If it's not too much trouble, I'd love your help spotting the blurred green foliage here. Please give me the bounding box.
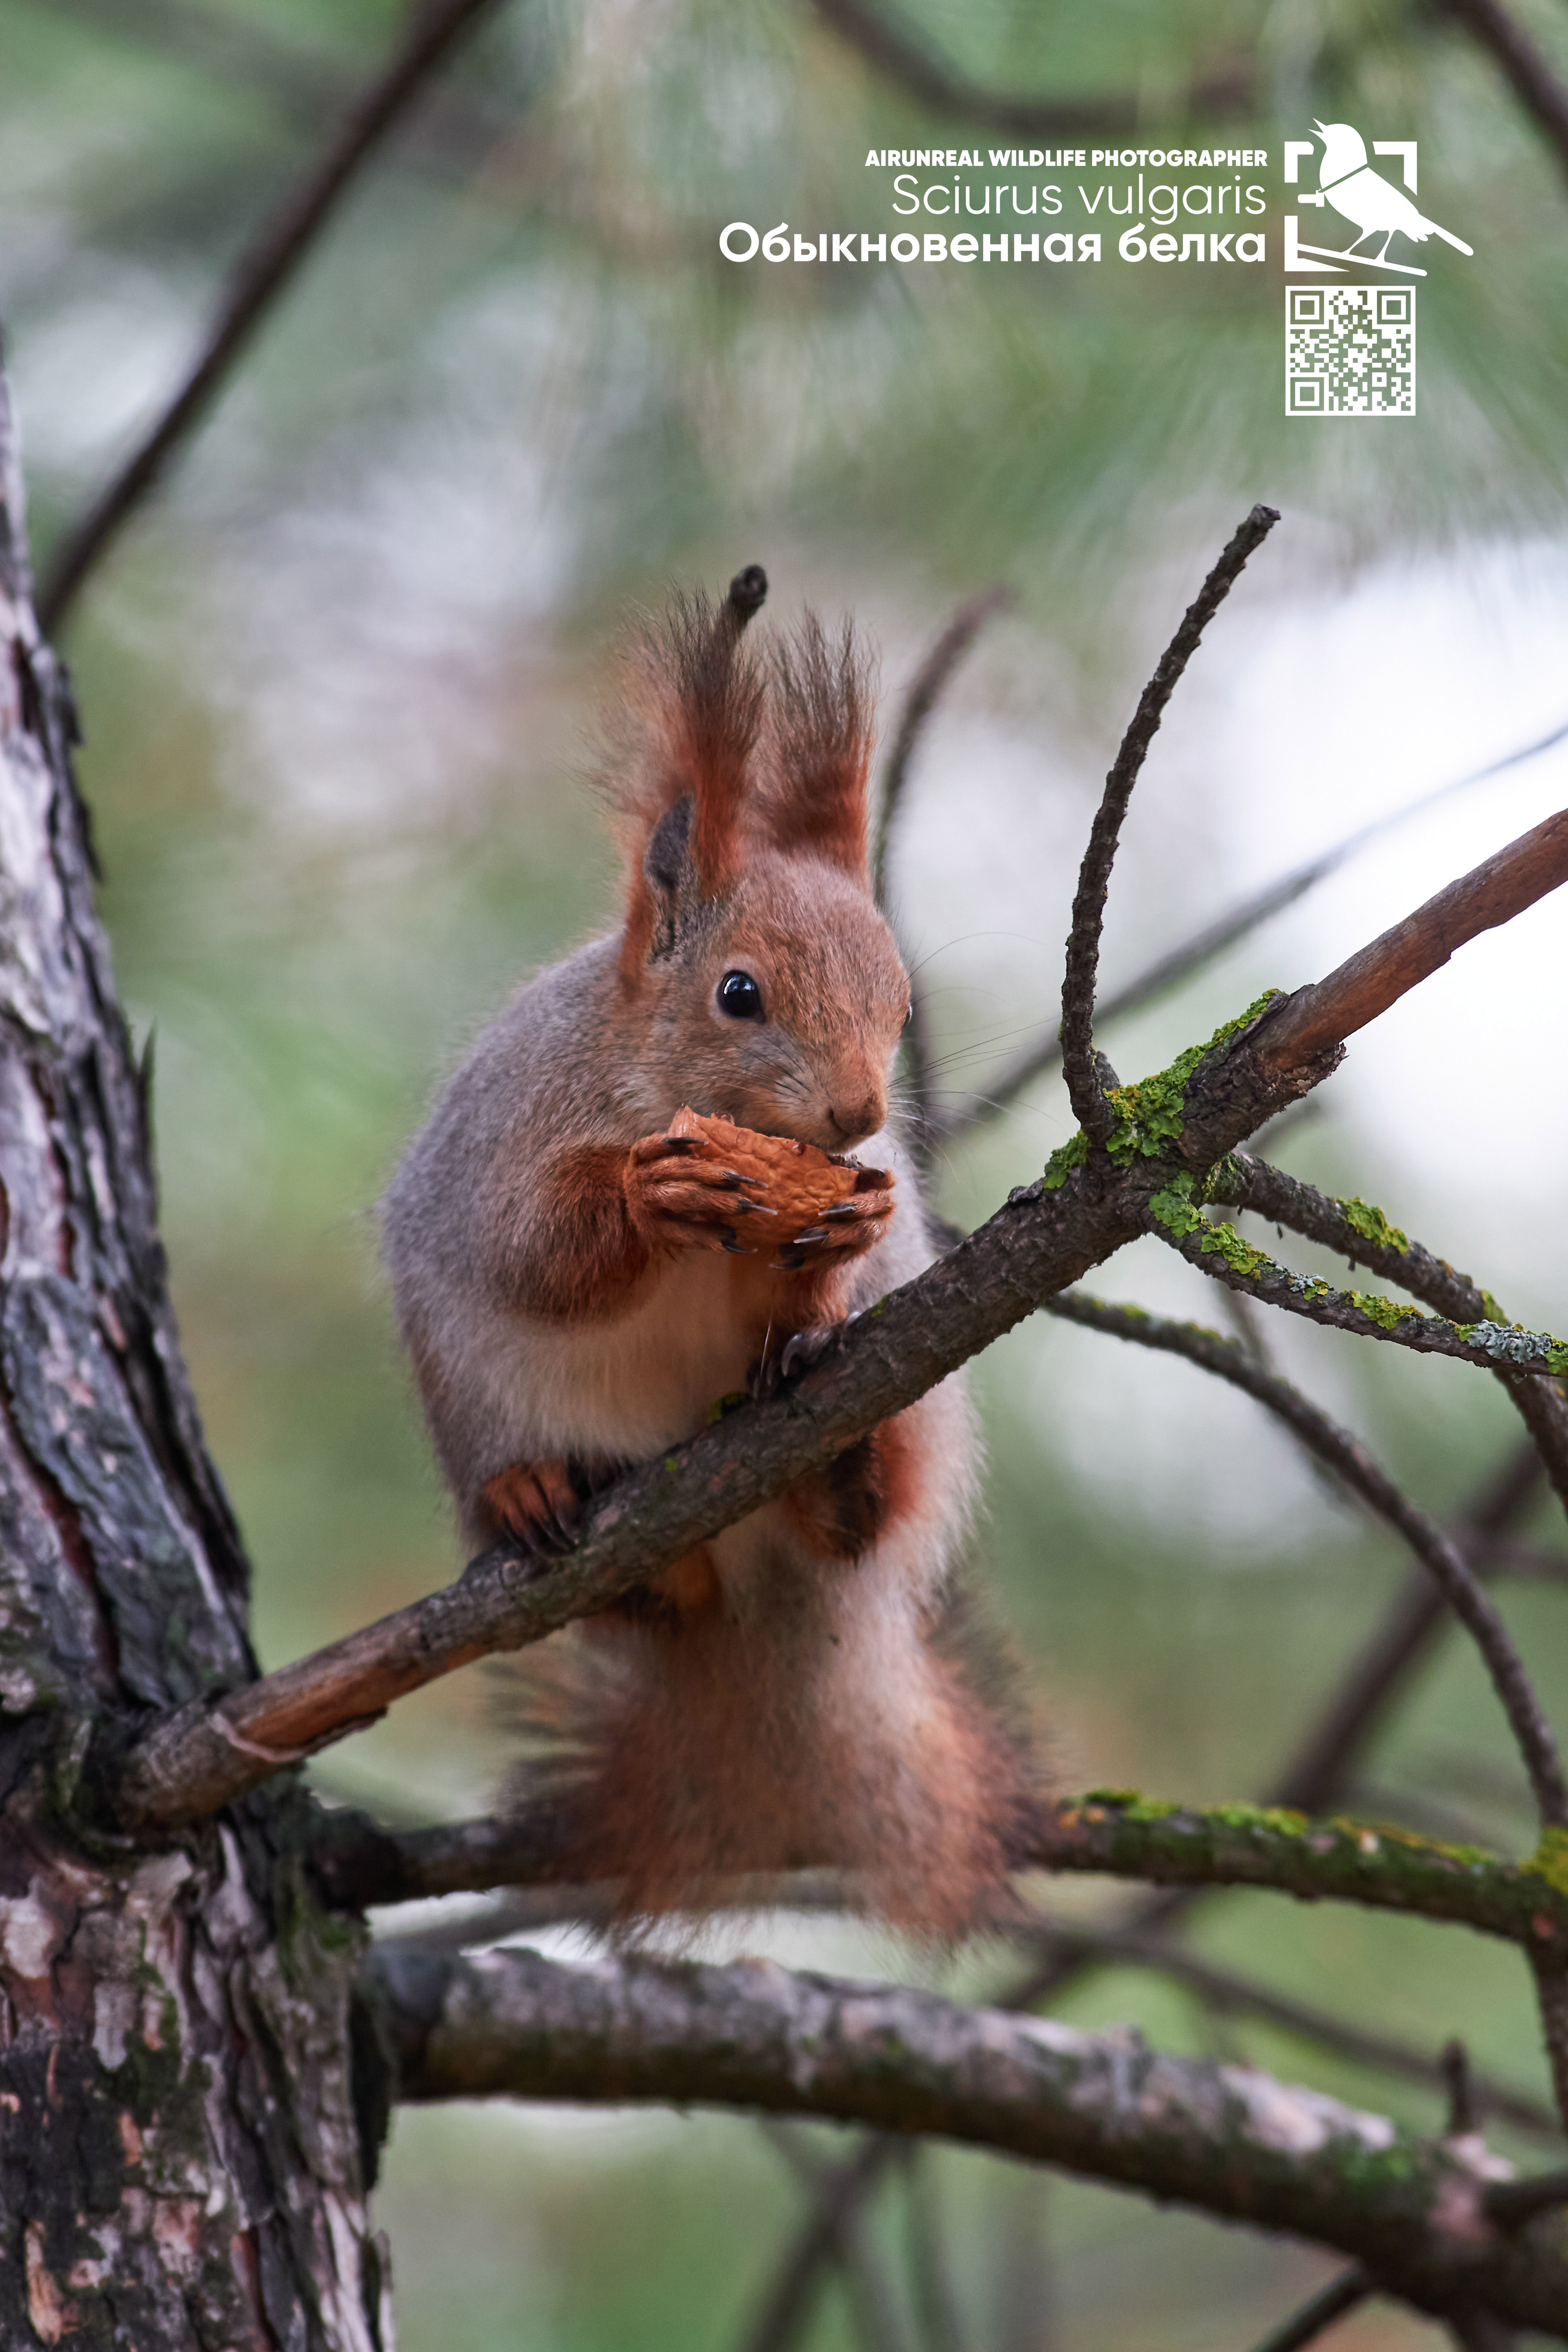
[4,0,1568,2343]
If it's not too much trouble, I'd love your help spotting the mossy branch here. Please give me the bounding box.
[1205,1150,1568,1511]
[327,1790,1568,1963]
[1150,1182,1568,1383]
[1024,1794,1568,1960]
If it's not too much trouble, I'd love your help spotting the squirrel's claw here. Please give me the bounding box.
[751,1312,863,1394]
[479,1457,583,1555]
[781,1319,853,1379]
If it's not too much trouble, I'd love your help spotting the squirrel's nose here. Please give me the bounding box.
[828,1087,885,1146]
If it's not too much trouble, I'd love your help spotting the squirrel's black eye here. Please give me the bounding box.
[717,970,765,1021]
[904,999,914,1027]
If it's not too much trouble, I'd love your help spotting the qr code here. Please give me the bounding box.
[1286,287,1415,416]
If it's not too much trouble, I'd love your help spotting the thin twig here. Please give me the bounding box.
[876,587,1012,1180]
[742,2139,894,2352]
[873,584,1013,906]
[1207,1151,1568,1512]
[900,2148,967,2352]
[1444,2040,1481,2138]
[941,714,1568,1145]
[1271,1444,1545,1818]
[1048,1289,1568,1828]
[40,0,513,173]
[38,0,507,632]
[1035,1927,1560,2145]
[1059,504,1280,1133]
[1439,0,1568,190]
[1246,2269,1373,2352]
[1252,807,1568,1075]
[806,0,1256,135]
[761,2126,914,2352]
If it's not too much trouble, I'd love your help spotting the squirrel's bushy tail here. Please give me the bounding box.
[501,1571,1041,1937]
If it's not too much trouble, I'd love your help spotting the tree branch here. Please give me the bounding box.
[938,715,1568,1147]
[760,2125,915,2352]
[38,0,509,633]
[363,1942,1568,2335]
[1059,504,1280,1133]
[1270,1442,1546,1819]
[1046,1290,1568,1831]
[1438,0,1568,191]
[873,585,1013,908]
[42,0,516,178]
[805,0,1257,136]
[348,1861,1562,2144]
[1205,1152,1568,1512]
[875,585,1013,1178]
[1032,1925,1561,2145]
[1248,2269,1373,2352]
[1019,1796,1568,1960]
[740,2136,894,2352]
[1251,808,1568,1077]
[337,1789,1568,1961]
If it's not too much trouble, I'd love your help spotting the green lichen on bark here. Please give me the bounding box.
[1103,991,1283,1165]
[1042,1131,1089,1189]
[1348,1290,1426,1331]
[1044,993,1283,1187]
[1340,1196,1410,1255]
[1034,1793,1568,1955]
[1200,1223,1270,1279]
[1529,1827,1568,1898]
[1148,1172,1203,1237]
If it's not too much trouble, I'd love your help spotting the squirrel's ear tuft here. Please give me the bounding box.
[761,614,876,881]
[608,579,767,981]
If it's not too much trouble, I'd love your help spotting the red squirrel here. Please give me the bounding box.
[381,567,1037,1932]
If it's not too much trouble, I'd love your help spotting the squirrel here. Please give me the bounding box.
[381,566,1038,1934]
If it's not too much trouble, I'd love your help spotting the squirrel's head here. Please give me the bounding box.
[606,570,908,1151]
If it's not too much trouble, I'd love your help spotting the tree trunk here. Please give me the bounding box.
[0,368,385,2343]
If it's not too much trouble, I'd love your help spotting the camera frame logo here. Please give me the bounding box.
[1282,124,1473,418]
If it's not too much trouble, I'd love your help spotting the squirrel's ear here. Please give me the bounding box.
[615,569,769,981]
[639,792,699,956]
[764,615,875,881]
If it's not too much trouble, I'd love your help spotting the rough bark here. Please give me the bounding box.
[0,368,384,2344]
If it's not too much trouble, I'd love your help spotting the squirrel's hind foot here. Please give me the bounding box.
[479,1456,583,1554]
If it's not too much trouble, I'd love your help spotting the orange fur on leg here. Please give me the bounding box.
[784,1414,921,1560]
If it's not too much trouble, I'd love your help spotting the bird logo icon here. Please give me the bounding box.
[1296,121,1473,271]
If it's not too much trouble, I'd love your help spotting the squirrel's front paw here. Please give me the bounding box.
[479,1457,583,1554]
[773,1166,894,1271]
[625,1128,778,1257]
